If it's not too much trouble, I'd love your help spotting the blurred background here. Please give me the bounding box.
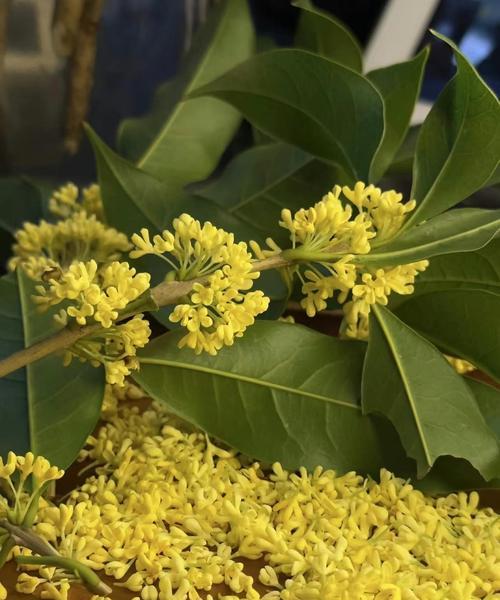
[0,0,498,189]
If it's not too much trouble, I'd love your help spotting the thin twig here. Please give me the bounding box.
[64,0,104,154]
[0,255,290,378]
[52,0,86,57]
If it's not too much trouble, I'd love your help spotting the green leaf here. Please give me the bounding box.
[387,125,420,175]
[117,0,255,185]
[416,378,500,493]
[364,208,500,266]
[394,289,500,383]
[368,49,429,181]
[0,272,104,467]
[0,178,51,234]
[391,239,500,303]
[293,0,362,71]
[407,32,500,226]
[362,305,500,479]
[190,49,385,181]
[88,125,262,242]
[196,142,345,243]
[134,321,409,475]
[467,378,500,440]
[417,378,500,493]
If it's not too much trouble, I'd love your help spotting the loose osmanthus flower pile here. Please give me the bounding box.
[1,387,499,600]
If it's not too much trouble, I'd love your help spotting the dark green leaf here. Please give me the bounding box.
[293,0,362,71]
[0,272,104,467]
[0,178,51,234]
[391,239,500,302]
[196,142,345,243]
[394,289,500,383]
[134,321,408,475]
[387,126,420,175]
[363,305,500,479]
[467,378,500,439]
[117,0,255,185]
[190,49,385,181]
[368,49,429,181]
[417,379,500,493]
[364,208,500,266]
[88,125,262,242]
[486,163,500,188]
[408,32,500,226]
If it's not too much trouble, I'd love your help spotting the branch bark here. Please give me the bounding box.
[0,255,290,378]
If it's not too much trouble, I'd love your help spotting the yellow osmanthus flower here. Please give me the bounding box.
[342,262,429,339]
[9,212,129,280]
[0,581,6,600]
[49,182,104,221]
[131,214,270,355]
[33,259,151,328]
[446,355,476,374]
[9,392,498,600]
[252,182,429,339]
[64,314,151,386]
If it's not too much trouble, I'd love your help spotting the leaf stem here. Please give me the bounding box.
[0,255,291,378]
[0,518,112,595]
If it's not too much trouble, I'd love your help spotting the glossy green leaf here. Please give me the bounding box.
[417,378,500,493]
[88,125,262,242]
[190,49,385,181]
[467,378,500,440]
[293,0,362,71]
[387,126,420,175]
[364,208,500,266]
[408,32,500,226]
[0,178,51,234]
[362,305,500,479]
[196,142,345,243]
[394,289,500,383]
[390,239,500,306]
[118,0,255,185]
[0,272,104,467]
[368,49,428,181]
[134,321,409,475]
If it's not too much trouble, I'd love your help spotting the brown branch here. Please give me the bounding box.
[52,0,86,57]
[0,255,291,379]
[64,0,104,154]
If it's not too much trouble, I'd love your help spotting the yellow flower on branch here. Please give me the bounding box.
[9,212,129,280]
[64,314,151,386]
[253,182,428,339]
[131,215,270,355]
[33,260,150,328]
[49,182,104,221]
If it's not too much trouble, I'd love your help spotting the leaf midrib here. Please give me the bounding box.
[138,3,234,170]
[228,154,312,213]
[365,216,500,263]
[373,306,433,466]
[17,272,36,455]
[138,357,360,410]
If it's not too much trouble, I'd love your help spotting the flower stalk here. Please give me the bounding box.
[0,254,291,379]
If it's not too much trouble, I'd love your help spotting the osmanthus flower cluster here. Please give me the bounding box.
[252,182,429,339]
[33,260,151,385]
[131,214,270,354]
[9,183,151,386]
[4,394,498,600]
[48,182,105,221]
[8,211,129,280]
